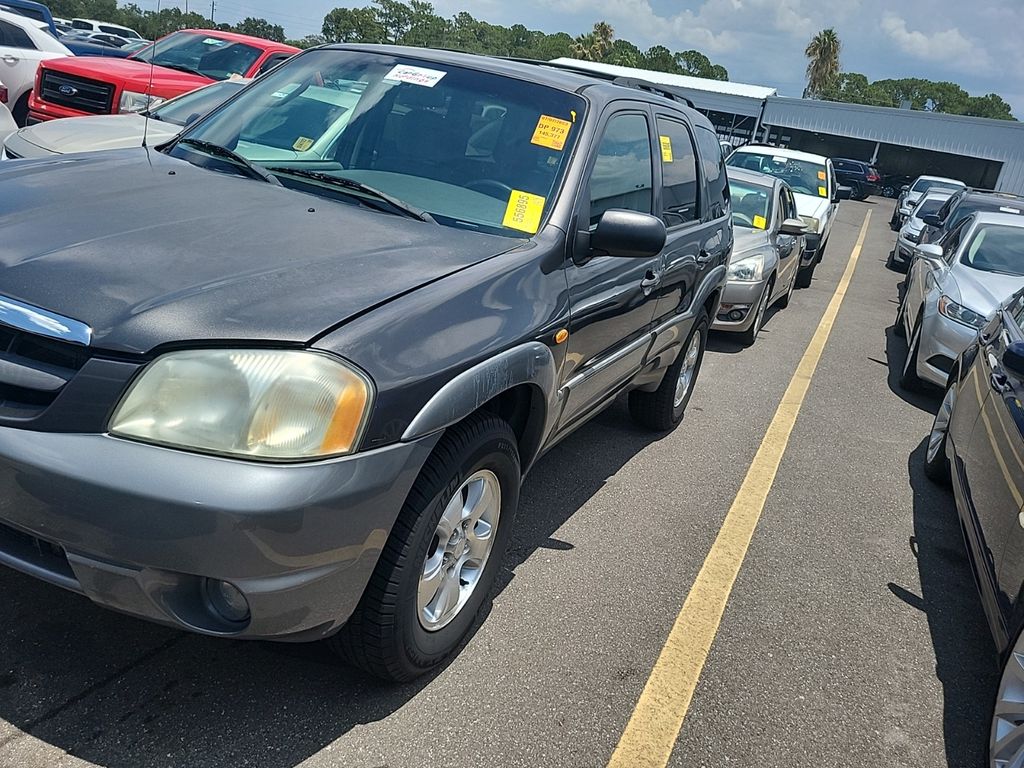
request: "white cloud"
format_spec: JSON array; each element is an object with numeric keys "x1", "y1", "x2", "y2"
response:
[{"x1": 879, "y1": 14, "x2": 989, "y2": 71}]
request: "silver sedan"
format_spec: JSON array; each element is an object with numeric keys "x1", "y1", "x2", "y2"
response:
[
  {"x1": 897, "y1": 211, "x2": 1024, "y2": 390},
  {"x1": 888, "y1": 188, "x2": 958, "y2": 273},
  {"x1": 714, "y1": 167, "x2": 807, "y2": 345}
]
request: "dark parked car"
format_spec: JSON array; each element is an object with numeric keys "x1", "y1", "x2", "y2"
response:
[
  {"x1": 924, "y1": 286, "x2": 1024, "y2": 765},
  {"x1": 0, "y1": 45, "x2": 731, "y2": 681},
  {"x1": 919, "y1": 187, "x2": 1024, "y2": 246},
  {"x1": 880, "y1": 174, "x2": 913, "y2": 199},
  {"x1": 832, "y1": 157, "x2": 880, "y2": 200}
]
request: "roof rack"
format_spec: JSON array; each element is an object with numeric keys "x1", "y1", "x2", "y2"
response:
[{"x1": 499, "y1": 57, "x2": 697, "y2": 109}]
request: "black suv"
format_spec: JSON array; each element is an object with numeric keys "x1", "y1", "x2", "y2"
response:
[
  {"x1": 919, "y1": 187, "x2": 1024, "y2": 245},
  {"x1": 0, "y1": 46, "x2": 730, "y2": 681},
  {"x1": 832, "y1": 158, "x2": 880, "y2": 200}
]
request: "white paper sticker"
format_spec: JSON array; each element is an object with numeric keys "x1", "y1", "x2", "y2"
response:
[
  {"x1": 383, "y1": 64, "x2": 447, "y2": 88},
  {"x1": 1000, "y1": 206, "x2": 1022, "y2": 214},
  {"x1": 202, "y1": 37, "x2": 227, "y2": 46}
]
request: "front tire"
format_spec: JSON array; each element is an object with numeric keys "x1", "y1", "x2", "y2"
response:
[
  {"x1": 332, "y1": 413, "x2": 520, "y2": 681},
  {"x1": 629, "y1": 311, "x2": 708, "y2": 431},
  {"x1": 990, "y1": 626, "x2": 1024, "y2": 766},
  {"x1": 796, "y1": 262, "x2": 815, "y2": 289},
  {"x1": 900, "y1": 313, "x2": 925, "y2": 392},
  {"x1": 924, "y1": 379, "x2": 955, "y2": 484},
  {"x1": 12, "y1": 93, "x2": 29, "y2": 128},
  {"x1": 740, "y1": 278, "x2": 773, "y2": 346},
  {"x1": 778, "y1": 269, "x2": 796, "y2": 309}
]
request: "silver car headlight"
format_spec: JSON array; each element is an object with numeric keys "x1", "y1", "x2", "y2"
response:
[
  {"x1": 110, "y1": 349, "x2": 373, "y2": 460},
  {"x1": 937, "y1": 295, "x2": 987, "y2": 329},
  {"x1": 727, "y1": 253, "x2": 765, "y2": 282},
  {"x1": 119, "y1": 90, "x2": 165, "y2": 114}
]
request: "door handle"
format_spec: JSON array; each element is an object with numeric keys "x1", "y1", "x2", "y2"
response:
[
  {"x1": 696, "y1": 250, "x2": 713, "y2": 265},
  {"x1": 640, "y1": 269, "x2": 661, "y2": 295},
  {"x1": 1, "y1": 55, "x2": 18, "y2": 64}
]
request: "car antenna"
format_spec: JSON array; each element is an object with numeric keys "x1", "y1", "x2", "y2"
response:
[{"x1": 141, "y1": 0, "x2": 159, "y2": 151}]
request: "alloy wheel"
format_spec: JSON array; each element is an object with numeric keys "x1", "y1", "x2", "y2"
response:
[
  {"x1": 674, "y1": 330, "x2": 703, "y2": 408},
  {"x1": 418, "y1": 469, "x2": 501, "y2": 631},
  {"x1": 927, "y1": 384, "x2": 956, "y2": 464},
  {"x1": 991, "y1": 635, "x2": 1024, "y2": 767}
]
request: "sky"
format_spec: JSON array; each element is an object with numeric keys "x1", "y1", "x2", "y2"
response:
[{"x1": 177, "y1": 0, "x2": 1023, "y2": 117}]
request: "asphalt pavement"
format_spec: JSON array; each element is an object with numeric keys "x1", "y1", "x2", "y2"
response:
[{"x1": 0, "y1": 197, "x2": 998, "y2": 767}]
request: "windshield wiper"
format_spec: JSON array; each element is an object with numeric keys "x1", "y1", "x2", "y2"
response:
[
  {"x1": 177, "y1": 138, "x2": 281, "y2": 186},
  {"x1": 155, "y1": 62, "x2": 206, "y2": 78},
  {"x1": 265, "y1": 168, "x2": 435, "y2": 223}
]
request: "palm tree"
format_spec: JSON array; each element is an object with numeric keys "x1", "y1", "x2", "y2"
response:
[
  {"x1": 803, "y1": 28, "x2": 841, "y2": 99},
  {"x1": 571, "y1": 21, "x2": 614, "y2": 61}
]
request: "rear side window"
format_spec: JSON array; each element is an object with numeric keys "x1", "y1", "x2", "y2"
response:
[
  {"x1": 834, "y1": 160, "x2": 848, "y2": 171},
  {"x1": 589, "y1": 113, "x2": 653, "y2": 226},
  {"x1": 694, "y1": 126, "x2": 728, "y2": 220},
  {"x1": 656, "y1": 117, "x2": 698, "y2": 227},
  {"x1": 0, "y1": 19, "x2": 36, "y2": 50},
  {"x1": 72, "y1": 19, "x2": 91, "y2": 29}
]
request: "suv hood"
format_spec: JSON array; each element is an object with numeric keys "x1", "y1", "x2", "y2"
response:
[
  {"x1": 792, "y1": 192, "x2": 830, "y2": 228},
  {"x1": 0, "y1": 150, "x2": 517, "y2": 354}
]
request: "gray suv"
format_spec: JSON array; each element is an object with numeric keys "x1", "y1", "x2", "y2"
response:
[{"x1": 0, "y1": 46, "x2": 730, "y2": 680}]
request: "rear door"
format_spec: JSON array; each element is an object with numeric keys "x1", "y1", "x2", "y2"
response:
[
  {"x1": 559, "y1": 104, "x2": 661, "y2": 427},
  {"x1": 0, "y1": 18, "x2": 43, "y2": 102}
]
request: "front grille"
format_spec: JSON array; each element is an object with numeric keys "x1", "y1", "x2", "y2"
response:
[
  {"x1": 39, "y1": 70, "x2": 115, "y2": 115},
  {"x1": 0, "y1": 326, "x2": 90, "y2": 418},
  {"x1": 0, "y1": 520, "x2": 80, "y2": 592}
]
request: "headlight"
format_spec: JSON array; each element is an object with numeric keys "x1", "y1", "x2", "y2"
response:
[
  {"x1": 727, "y1": 253, "x2": 765, "y2": 282},
  {"x1": 109, "y1": 349, "x2": 373, "y2": 460},
  {"x1": 119, "y1": 90, "x2": 165, "y2": 114},
  {"x1": 799, "y1": 215, "x2": 820, "y2": 234},
  {"x1": 937, "y1": 295, "x2": 987, "y2": 329},
  {"x1": 904, "y1": 228, "x2": 921, "y2": 243}
]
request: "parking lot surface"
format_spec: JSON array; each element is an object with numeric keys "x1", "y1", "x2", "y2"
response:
[{"x1": 0, "y1": 197, "x2": 998, "y2": 767}]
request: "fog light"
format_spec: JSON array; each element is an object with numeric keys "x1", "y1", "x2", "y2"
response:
[
  {"x1": 729, "y1": 309, "x2": 745, "y2": 321},
  {"x1": 204, "y1": 578, "x2": 250, "y2": 623}
]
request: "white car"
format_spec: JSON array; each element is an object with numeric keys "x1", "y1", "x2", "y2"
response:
[
  {"x1": 888, "y1": 188, "x2": 958, "y2": 272},
  {"x1": 890, "y1": 174, "x2": 965, "y2": 230},
  {"x1": 726, "y1": 145, "x2": 850, "y2": 287},
  {"x1": 0, "y1": 8, "x2": 71, "y2": 125},
  {"x1": 70, "y1": 17, "x2": 142, "y2": 40},
  {"x1": 0, "y1": 78, "x2": 17, "y2": 142},
  {"x1": 3, "y1": 78, "x2": 250, "y2": 159},
  {"x1": 897, "y1": 211, "x2": 1024, "y2": 390}
]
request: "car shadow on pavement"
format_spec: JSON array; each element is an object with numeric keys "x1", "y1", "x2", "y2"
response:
[
  {"x1": 883, "y1": 324, "x2": 941, "y2": 413},
  {"x1": 0, "y1": 399, "x2": 662, "y2": 768},
  {"x1": 888, "y1": 439, "x2": 998, "y2": 765}
]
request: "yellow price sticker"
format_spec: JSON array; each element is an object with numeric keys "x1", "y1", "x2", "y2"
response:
[
  {"x1": 503, "y1": 190, "x2": 546, "y2": 234},
  {"x1": 817, "y1": 170, "x2": 826, "y2": 181},
  {"x1": 659, "y1": 135, "x2": 673, "y2": 162},
  {"x1": 531, "y1": 115, "x2": 572, "y2": 151},
  {"x1": 753, "y1": 215, "x2": 767, "y2": 229},
  {"x1": 818, "y1": 186, "x2": 828, "y2": 197},
  {"x1": 293, "y1": 136, "x2": 314, "y2": 151}
]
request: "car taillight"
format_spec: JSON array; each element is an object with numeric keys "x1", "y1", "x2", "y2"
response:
[
  {"x1": 867, "y1": 171, "x2": 880, "y2": 181},
  {"x1": 0, "y1": 85, "x2": 7, "y2": 104}
]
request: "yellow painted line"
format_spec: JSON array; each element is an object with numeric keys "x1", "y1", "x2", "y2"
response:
[{"x1": 608, "y1": 212, "x2": 872, "y2": 768}]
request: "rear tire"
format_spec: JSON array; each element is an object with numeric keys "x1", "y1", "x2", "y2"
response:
[
  {"x1": 332, "y1": 413, "x2": 520, "y2": 682},
  {"x1": 629, "y1": 311, "x2": 708, "y2": 431},
  {"x1": 796, "y1": 263, "x2": 814, "y2": 289}
]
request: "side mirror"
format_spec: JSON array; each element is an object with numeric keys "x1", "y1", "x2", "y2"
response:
[
  {"x1": 921, "y1": 213, "x2": 942, "y2": 227},
  {"x1": 834, "y1": 185, "x2": 853, "y2": 202},
  {"x1": 183, "y1": 111, "x2": 202, "y2": 127},
  {"x1": 1004, "y1": 342, "x2": 1024, "y2": 378},
  {"x1": 779, "y1": 218, "x2": 807, "y2": 236},
  {"x1": 901, "y1": 185, "x2": 910, "y2": 193},
  {"x1": 915, "y1": 243, "x2": 944, "y2": 266},
  {"x1": 590, "y1": 209, "x2": 667, "y2": 259}
]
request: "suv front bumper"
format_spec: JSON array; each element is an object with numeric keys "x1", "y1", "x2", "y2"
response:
[{"x1": 0, "y1": 428, "x2": 439, "y2": 640}]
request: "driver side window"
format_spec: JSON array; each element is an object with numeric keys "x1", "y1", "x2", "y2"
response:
[
  {"x1": 588, "y1": 113, "x2": 653, "y2": 227},
  {"x1": 940, "y1": 218, "x2": 968, "y2": 263}
]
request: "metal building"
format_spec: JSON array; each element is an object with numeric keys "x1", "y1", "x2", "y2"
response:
[{"x1": 550, "y1": 58, "x2": 1024, "y2": 195}]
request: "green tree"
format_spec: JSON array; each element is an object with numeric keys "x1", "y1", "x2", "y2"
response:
[
  {"x1": 373, "y1": 0, "x2": 414, "y2": 43},
  {"x1": 803, "y1": 28, "x2": 841, "y2": 99},
  {"x1": 606, "y1": 39, "x2": 643, "y2": 67},
  {"x1": 322, "y1": 7, "x2": 384, "y2": 43},
  {"x1": 643, "y1": 45, "x2": 680, "y2": 73},
  {"x1": 234, "y1": 17, "x2": 285, "y2": 42}
]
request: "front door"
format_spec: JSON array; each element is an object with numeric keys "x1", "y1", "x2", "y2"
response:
[{"x1": 559, "y1": 106, "x2": 660, "y2": 429}]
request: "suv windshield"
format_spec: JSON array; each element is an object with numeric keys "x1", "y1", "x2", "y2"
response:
[
  {"x1": 151, "y1": 80, "x2": 246, "y2": 126},
  {"x1": 172, "y1": 50, "x2": 586, "y2": 237},
  {"x1": 726, "y1": 152, "x2": 827, "y2": 197},
  {"x1": 729, "y1": 178, "x2": 772, "y2": 229},
  {"x1": 913, "y1": 178, "x2": 963, "y2": 194},
  {"x1": 913, "y1": 197, "x2": 946, "y2": 219},
  {"x1": 961, "y1": 224, "x2": 1024, "y2": 276},
  {"x1": 132, "y1": 31, "x2": 262, "y2": 80}
]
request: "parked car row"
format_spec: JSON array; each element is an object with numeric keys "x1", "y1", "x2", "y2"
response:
[{"x1": 887, "y1": 171, "x2": 1024, "y2": 764}]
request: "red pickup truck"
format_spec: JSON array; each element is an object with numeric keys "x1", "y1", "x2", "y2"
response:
[{"x1": 29, "y1": 29, "x2": 298, "y2": 123}]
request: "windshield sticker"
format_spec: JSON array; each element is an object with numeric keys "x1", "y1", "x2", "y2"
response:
[
  {"x1": 1000, "y1": 206, "x2": 1022, "y2": 214},
  {"x1": 531, "y1": 115, "x2": 572, "y2": 151},
  {"x1": 753, "y1": 215, "x2": 767, "y2": 229},
  {"x1": 503, "y1": 190, "x2": 545, "y2": 234},
  {"x1": 817, "y1": 170, "x2": 826, "y2": 180},
  {"x1": 818, "y1": 186, "x2": 828, "y2": 197},
  {"x1": 383, "y1": 64, "x2": 447, "y2": 88},
  {"x1": 772, "y1": 156, "x2": 788, "y2": 164},
  {"x1": 660, "y1": 136, "x2": 673, "y2": 163},
  {"x1": 293, "y1": 137, "x2": 315, "y2": 151},
  {"x1": 202, "y1": 38, "x2": 226, "y2": 46}
]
